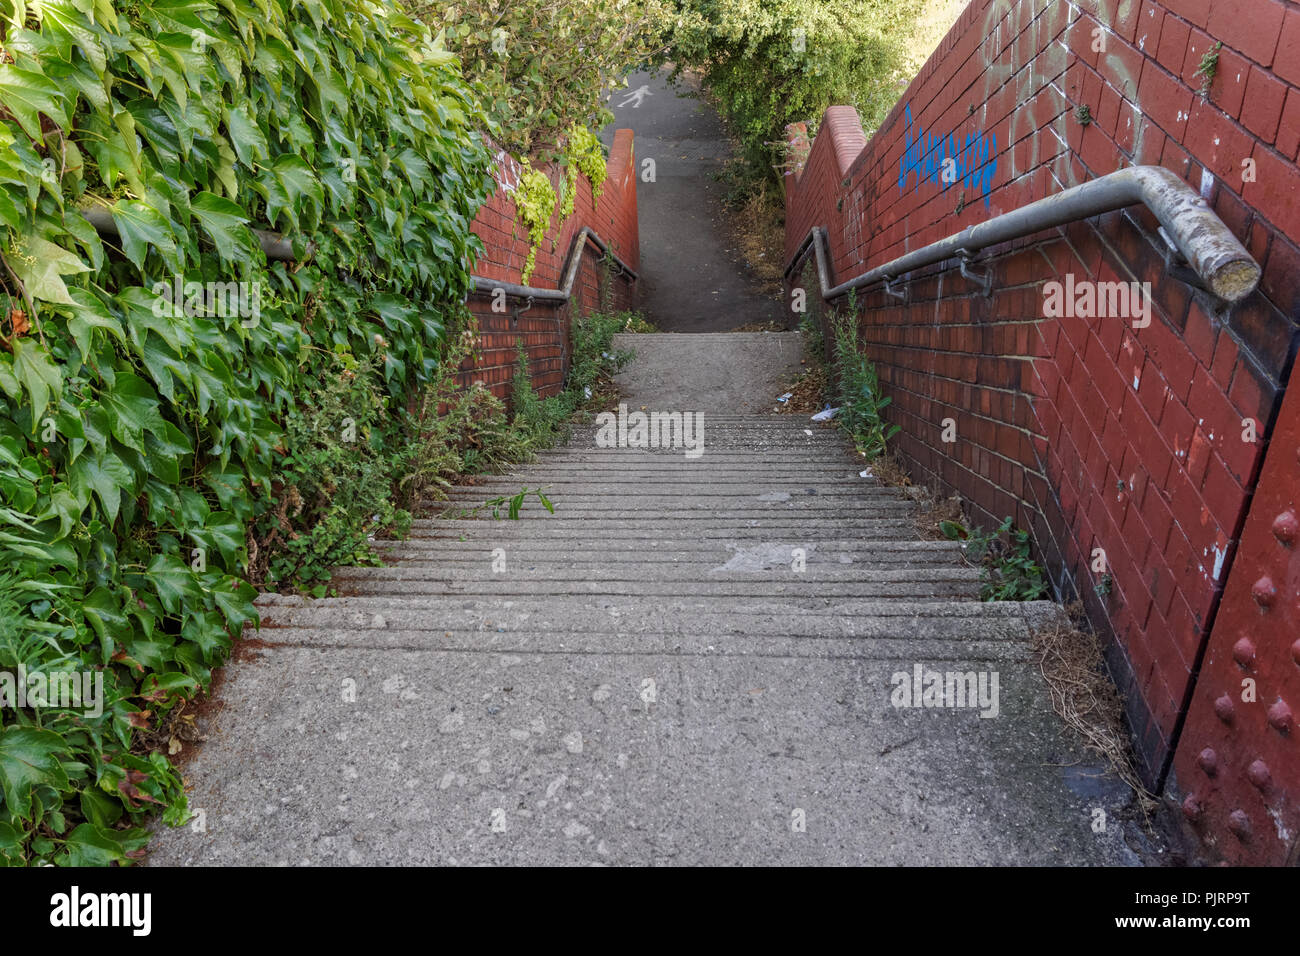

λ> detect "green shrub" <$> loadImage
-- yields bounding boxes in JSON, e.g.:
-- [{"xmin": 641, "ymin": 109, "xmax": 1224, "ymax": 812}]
[
  {"xmin": 799, "ymin": 310, "xmax": 824, "ymax": 359},
  {"xmin": 398, "ymin": 323, "xmax": 514, "ymax": 505},
  {"xmin": 252, "ymin": 354, "xmax": 411, "ymax": 595},
  {"xmin": 568, "ymin": 309, "xmax": 637, "ymax": 401},
  {"xmin": 670, "ymin": 0, "xmax": 924, "ymax": 174},
  {"xmin": 426, "ymin": 0, "xmax": 669, "ymax": 160},
  {"xmin": 0, "ymin": 0, "xmax": 493, "ymax": 864},
  {"xmin": 509, "ymin": 346, "xmax": 576, "ymax": 452},
  {"xmin": 398, "ymin": 309, "xmax": 638, "ymax": 506}
]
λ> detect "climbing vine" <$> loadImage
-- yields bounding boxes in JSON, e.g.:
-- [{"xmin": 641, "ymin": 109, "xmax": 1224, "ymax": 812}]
[
  {"xmin": 563, "ymin": 123, "xmax": 607, "ymax": 220},
  {"xmin": 516, "ymin": 125, "xmax": 609, "ymax": 284},
  {"xmin": 515, "ymin": 161, "xmax": 558, "ymax": 284},
  {"xmin": 0, "ymin": 0, "xmax": 494, "ymax": 864}
]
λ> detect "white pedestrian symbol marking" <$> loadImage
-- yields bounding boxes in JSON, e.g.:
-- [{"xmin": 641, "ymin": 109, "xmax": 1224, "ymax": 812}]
[{"xmin": 618, "ymin": 85, "xmax": 652, "ymax": 108}]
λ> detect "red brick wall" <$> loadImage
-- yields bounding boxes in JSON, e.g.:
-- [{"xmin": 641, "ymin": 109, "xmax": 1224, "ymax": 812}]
[
  {"xmin": 783, "ymin": 0, "xmax": 1299, "ymax": 791},
  {"xmin": 463, "ymin": 129, "xmax": 639, "ymax": 400}
]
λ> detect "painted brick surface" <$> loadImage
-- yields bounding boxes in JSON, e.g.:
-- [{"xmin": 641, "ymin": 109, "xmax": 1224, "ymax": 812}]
[
  {"xmin": 463, "ymin": 129, "xmax": 639, "ymax": 402},
  {"xmin": 1171, "ymin": 372, "xmax": 1300, "ymax": 864},
  {"xmin": 783, "ymin": 0, "xmax": 1299, "ymax": 860}
]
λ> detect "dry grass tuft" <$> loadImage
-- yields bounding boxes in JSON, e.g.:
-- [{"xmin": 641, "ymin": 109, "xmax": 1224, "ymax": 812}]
[
  {"xmin": 730, "ymin": 319, "xmax": 786, "ymax": 332},
  {"xmin": 1031, "ymin": 612, "xmax": 1159, "ymax": 812},
  {"xmin": 773, "ymin": 363, "xmax": 828, "ymax": 413},
  {"xmin": 870, "ymin": 451, "xmax": 914, "ymax": 489},
  {"xmin": 727, "ymin": 179, "xmax": 786, "ymax": 294},
  {"xmin": 889, "ymin": 471, "xmax": 966, "ymax": 540}
]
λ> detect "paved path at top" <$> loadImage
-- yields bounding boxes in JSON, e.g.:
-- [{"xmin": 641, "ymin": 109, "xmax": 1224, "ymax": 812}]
[
  {"xmin": 147, "ymin": 334, "xmax": 1155, "ymax": 865},
  {"xmin": 601, "ymin": 68, "xmax": 788, "ymax": 332}
]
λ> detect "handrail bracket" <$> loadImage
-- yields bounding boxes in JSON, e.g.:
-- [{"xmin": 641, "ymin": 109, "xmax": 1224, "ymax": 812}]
[{"xmin": 957, "ymin": 247, "xmax": 993, "ymax": 296}]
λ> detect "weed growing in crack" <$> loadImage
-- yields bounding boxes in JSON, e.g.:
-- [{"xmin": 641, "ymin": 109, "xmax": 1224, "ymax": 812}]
[
  {"xmin": 942, "ymin": 516, "xmax": 1049, "ymax": 601},
  {"xmin": 830, "ymin": 292, "xmax": 899, "ymax": 460}
]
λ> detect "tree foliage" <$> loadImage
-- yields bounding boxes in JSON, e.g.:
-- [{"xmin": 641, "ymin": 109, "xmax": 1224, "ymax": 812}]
[
  {"xmin": 427, "ymin": 0, "xmax": 669, "ymax": 159},
  {"xmin": 669, "ymin": 0, "xmax": 924, "ymax": 172}
]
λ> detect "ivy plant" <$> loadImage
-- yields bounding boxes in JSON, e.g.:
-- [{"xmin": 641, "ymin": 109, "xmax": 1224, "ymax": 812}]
[{"xmin": 0, "ymin": 0, "xmax": 495, "ymax": 864}]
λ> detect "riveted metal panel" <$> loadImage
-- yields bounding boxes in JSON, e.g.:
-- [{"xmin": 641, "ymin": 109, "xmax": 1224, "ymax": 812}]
[{"xmin": 1173, "ymin": 377, "xmax": 1300, "ymax": 865}]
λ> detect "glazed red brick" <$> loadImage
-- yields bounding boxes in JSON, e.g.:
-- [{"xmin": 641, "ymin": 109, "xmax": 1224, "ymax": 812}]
[
  {"xmin": 463, "ymin": 130, "xmax": 638, "ymax": 401},
  {"xmin": 783, "ymin": 0, "xmax": 1300, "ymax": 863},
  {"xmin": 1240, "ymin": 66, "xmax": 1289, "ymax": 142}
]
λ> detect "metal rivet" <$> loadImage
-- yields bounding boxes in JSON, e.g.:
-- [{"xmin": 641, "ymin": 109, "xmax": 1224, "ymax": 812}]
[
  {"xmin": 1214, "ymin": 693, "xmax": 1235, "ymax": 723},
  {"xmin": 1252, "ymin": 576, "xmax": 1277, "ymax": 608},
  {"xmin": 1246, "ymin": 760, "xmax": 1272, "ymax": 790},
  {"xmin": 1197, "ymin": 747, "xmax": 1219, "ymax": 776},
  {"xmin": 1267, "ymin": 700, "xmax": 1293, "ymax": 733},
  {"xmin": 1233, "ymin": 637, "xmax": 1256, "ymax": 667},
  {"xmin": 1272, "ymin": 510, "xmax": 1299, "ymax": 545},
  {"xmin": 1227, "ymin": 809, "xmax": 1252, "ymax": 841},
  {"xmin": 1182, "ymin": 793, "xmax": 1202, "ymax": 821}
]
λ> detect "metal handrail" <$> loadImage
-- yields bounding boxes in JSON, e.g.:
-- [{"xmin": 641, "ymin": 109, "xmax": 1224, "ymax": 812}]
[
  {"xmin": 82, "ymin": 205, "xmax": 299, "ymax": 261},
  {"xmin": 469, "ymin": 226, "xmax": 638, "ymax": 304},
  {"xmin": 82, "ymin": 209, "xmax": 638, "ymax": 304},
  {"xmin": 784, "ymin": 165, "xmax": 1261, "ymax": 304}
]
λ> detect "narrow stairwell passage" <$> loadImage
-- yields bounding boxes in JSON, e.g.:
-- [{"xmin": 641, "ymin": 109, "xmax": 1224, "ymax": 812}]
[{"xmin": 148, "ymin": 333, "xmax": 1152, "ymax": 865}]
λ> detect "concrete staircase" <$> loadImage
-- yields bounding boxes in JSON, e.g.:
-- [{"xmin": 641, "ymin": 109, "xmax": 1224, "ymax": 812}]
[
  {"xmin": 273, "ymin": 415, "xmax": 1029, "ymax": 655},
  {"xmin": 146, "ymin": 333, "xmax": 1146, "ymax": 865}
]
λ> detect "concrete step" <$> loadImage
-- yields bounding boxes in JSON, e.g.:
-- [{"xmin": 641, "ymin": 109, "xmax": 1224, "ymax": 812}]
[
  {"xmin": 433, "ymin": 479, "xmax": 891, "ymax": 493},
  {"xmin": 371, "ymin": 543, "xmax": 965, "ymax": 566},
  {"xmin": 248, "ymin": 627, "xmax": 1030, "ymax": 662},
  {"xmin": 252, "ymin": 597, "xmax": 1038, "ymax": 639},
  {"xmin": 372, "ymin": 538, "xmax": 960, "ymax": 554},
  {"xmin": 486, "ymin": 453, "xmax": 868, "ymax": 465},
  {"xmin": 337, "ymin": 563, "xmax": 970, "ymax": 582},
  {"xmin": 405, "ymin": 520, "xmax": 925, "ymax": 535},
  {"xmin": 403, "ymin": 524, "xmax": 927, "ymax": 542},
  {"xmin": 325, "ymin": 578, "xmax": 980, "ymax": 601},
  {"xmin": 427, "ymin": 502, "xmax": 917, "ymax": 518},
  {"xmin": 536, "ymin": 445, "xmax": 850, "ymax": 456}
]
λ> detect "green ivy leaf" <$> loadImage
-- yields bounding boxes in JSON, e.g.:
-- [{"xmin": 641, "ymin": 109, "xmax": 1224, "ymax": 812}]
[
  {"xmin": 0, "ymin": 727, "xmax": 71, "ymax": 822},
  {"xmin": 189, "ymin": 191, "xmax": 253, "ymax": 264},
  {"xmin": 68, "ymin": 446, "xmax": 132, "ymax": 523},
  {"xmin": 57, "ymin": 823, "xmax": 137, "ymax": 866},
  {"xmin": 6, "ymin": 234, "xmax": 91, "ymax": 305},
  {"xmin": 81, "ymin": 587, "xmax": 129, "ymax": 650},
  {"xmin": 109, "ymin": 198, "xmax": 178, "ymax": 271},
  {"xmin": 63, "ymin": 289, "xmax": 125, "ymax": 363},
  {"xmin": 0, "ymin": 65, "xmax": 68, "ymax": 141},
  {"xmin": 224, "ymin": 101, "xmax": 268, "ymax": 168},
  {"xmin": 146, "ymin": 552, "xmax": 199, "ymax": 615},
  {"xmin": 262, "ymin": 154, "xmax": 323, "ymax": 230},
  {"xmin": 98, "ymin": 373, "xmax": 167, "ymax": 455},
  {"xmin": 8, "ymin": 338, "xmax": 63, "ymax": 425},
  {"xmin": 0, "ymin": 821, "xmax": 26, "ymax": 866}
]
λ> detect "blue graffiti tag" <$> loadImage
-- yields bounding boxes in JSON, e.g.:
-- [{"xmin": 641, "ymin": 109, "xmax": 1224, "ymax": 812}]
[{"xmin": 897, "ymin": 104, "xmax": 997, "ymax": 206}]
